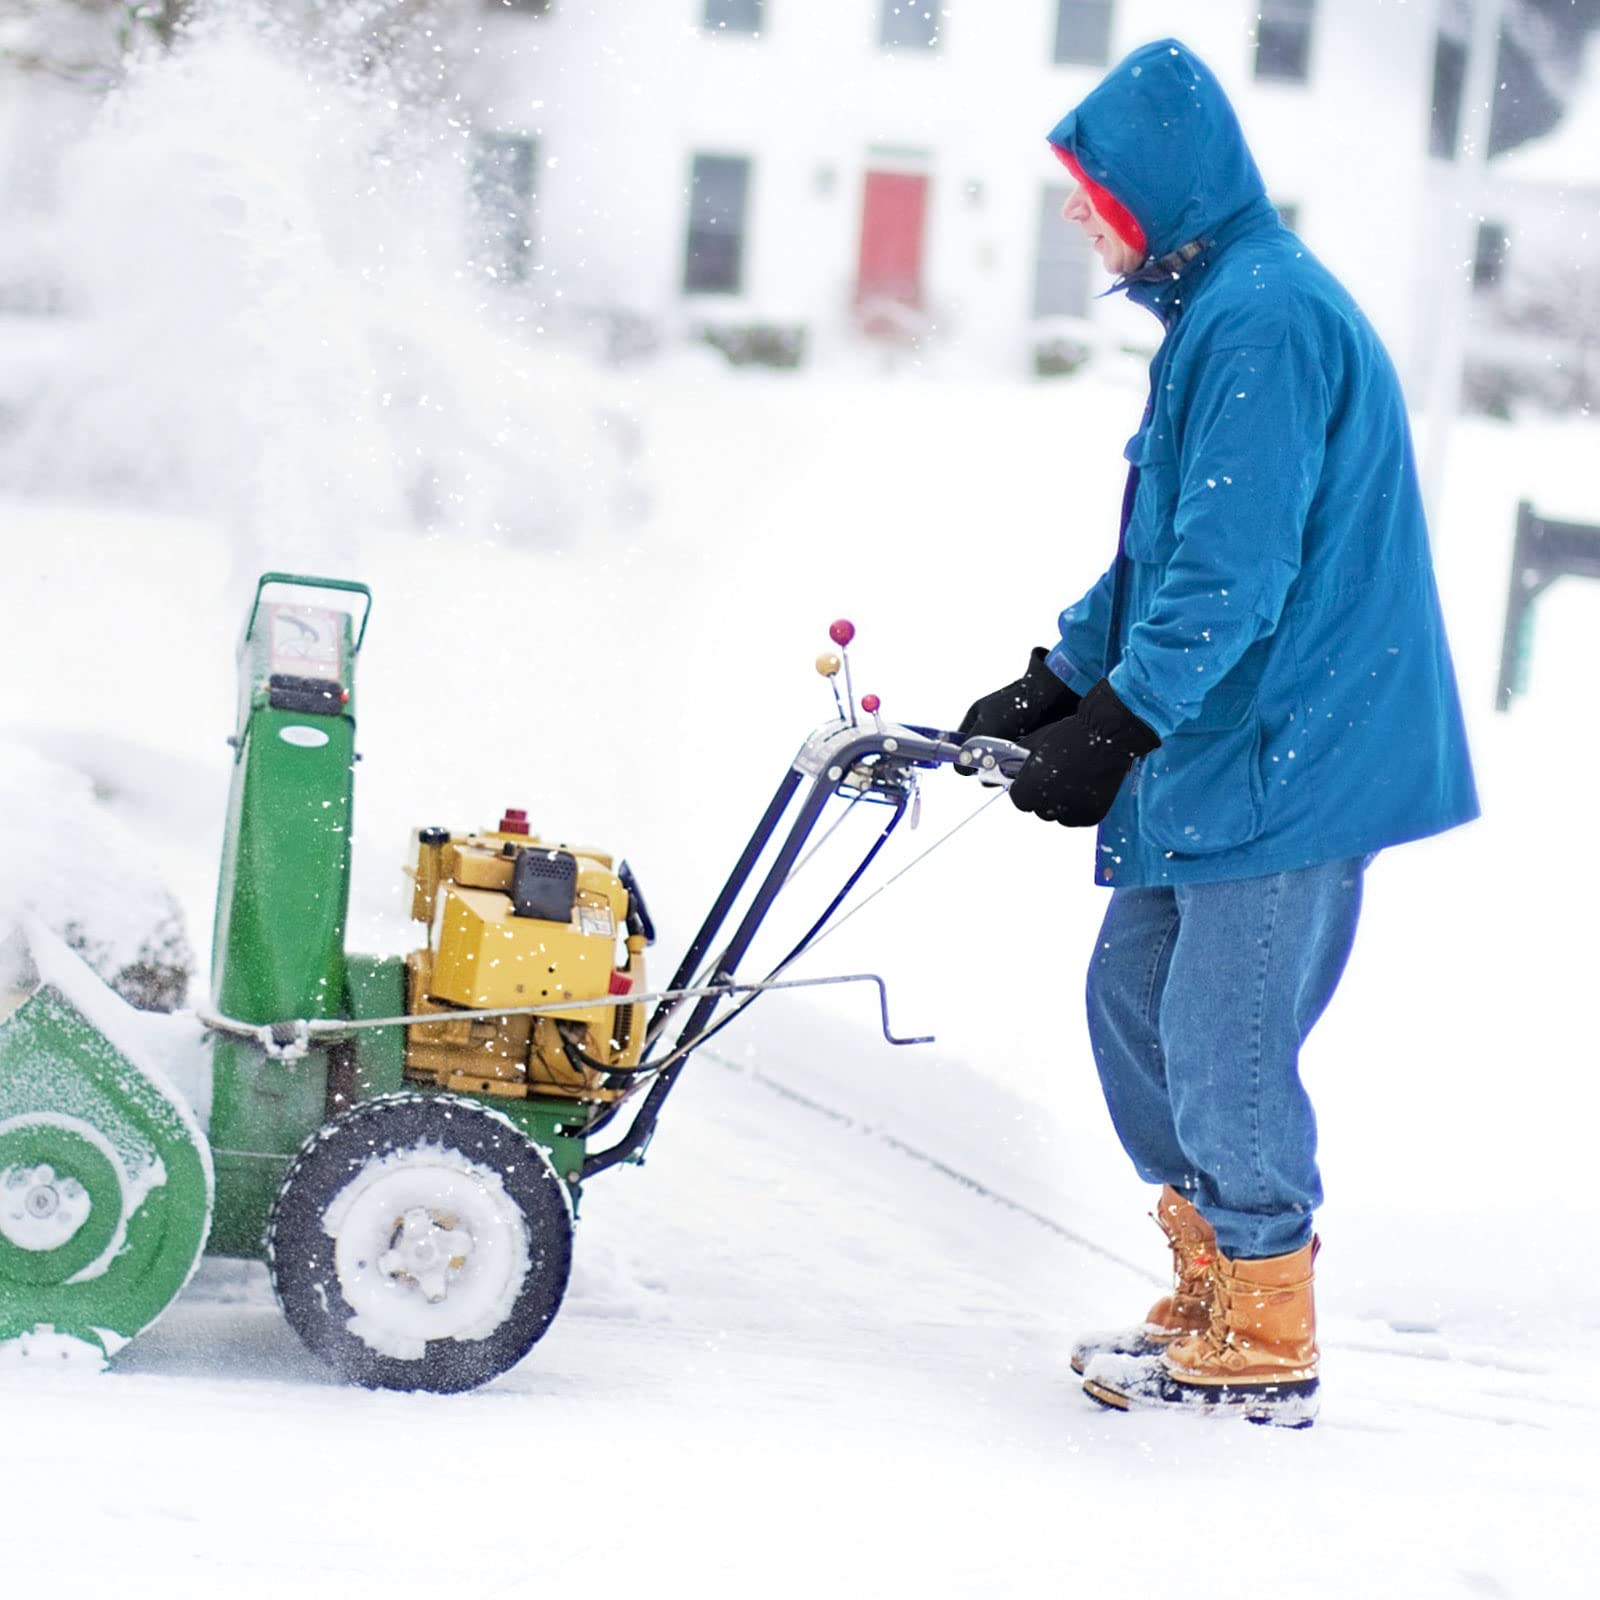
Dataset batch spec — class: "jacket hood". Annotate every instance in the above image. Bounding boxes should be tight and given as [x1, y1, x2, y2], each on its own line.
[1047, 39, 1270, 262]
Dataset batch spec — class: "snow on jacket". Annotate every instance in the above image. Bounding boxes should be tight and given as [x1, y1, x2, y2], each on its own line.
[1044, 38, 1479, 888]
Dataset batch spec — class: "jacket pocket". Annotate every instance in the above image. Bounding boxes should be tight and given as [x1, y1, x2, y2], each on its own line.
[1135, 684, 1265, 855]
[1123, 428, 1180, 564]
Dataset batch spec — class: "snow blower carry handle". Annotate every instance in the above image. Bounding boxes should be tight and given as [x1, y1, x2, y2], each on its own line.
[580, 720, 1028, 1179]
[244, 572, 374, 654]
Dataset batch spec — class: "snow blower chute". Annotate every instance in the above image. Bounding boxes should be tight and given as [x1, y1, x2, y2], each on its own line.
[0, 575, 1026, 1390]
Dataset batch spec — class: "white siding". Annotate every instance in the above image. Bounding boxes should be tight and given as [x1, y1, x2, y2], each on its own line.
[468, 1, 1443, 382]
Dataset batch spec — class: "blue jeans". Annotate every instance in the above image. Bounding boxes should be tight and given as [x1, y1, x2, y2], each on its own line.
[1085, 858, 1364, 1260]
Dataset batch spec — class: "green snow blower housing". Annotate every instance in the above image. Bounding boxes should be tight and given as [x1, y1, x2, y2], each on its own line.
[0, 976, 212, 1366]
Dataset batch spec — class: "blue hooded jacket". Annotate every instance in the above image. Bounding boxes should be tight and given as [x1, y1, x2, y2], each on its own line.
[1044, 40, 1478, 887]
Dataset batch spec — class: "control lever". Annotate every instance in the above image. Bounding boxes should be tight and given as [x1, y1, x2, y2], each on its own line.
[952, 734, 1031, 786]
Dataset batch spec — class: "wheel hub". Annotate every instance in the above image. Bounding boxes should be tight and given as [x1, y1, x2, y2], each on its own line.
[377, 1207, 474, 1303]
[317, 1132, 543, 1362]
[1, 1163, 92, 1252]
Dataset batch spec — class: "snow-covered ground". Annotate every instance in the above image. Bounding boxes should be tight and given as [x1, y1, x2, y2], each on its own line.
[2, 365, 1597, 1598]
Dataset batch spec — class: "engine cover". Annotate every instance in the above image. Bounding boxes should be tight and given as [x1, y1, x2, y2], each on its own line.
[402, 826, 646, 1104]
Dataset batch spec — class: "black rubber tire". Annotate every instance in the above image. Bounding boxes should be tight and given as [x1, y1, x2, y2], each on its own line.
[266, 1093, 573, 1393]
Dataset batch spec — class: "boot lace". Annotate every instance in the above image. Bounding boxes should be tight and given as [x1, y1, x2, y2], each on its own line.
[1198, 1260, 1317, 1366]
[1152, 1205, 1213, 1308]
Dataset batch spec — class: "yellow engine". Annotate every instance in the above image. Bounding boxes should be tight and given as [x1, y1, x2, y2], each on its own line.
[403, 811, 647, 1105]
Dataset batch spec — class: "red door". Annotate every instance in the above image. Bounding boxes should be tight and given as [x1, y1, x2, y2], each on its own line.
[855, 170, 929, 318]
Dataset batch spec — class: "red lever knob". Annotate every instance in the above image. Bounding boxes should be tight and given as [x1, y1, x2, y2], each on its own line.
[861, 693, 881, 714]
[829, 619, 855, 647]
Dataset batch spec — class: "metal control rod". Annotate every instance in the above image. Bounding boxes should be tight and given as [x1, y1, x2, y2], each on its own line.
[194, 969, 932, 1061]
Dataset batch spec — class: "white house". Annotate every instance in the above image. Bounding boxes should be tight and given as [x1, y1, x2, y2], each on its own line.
[464, 0, 1458, 386]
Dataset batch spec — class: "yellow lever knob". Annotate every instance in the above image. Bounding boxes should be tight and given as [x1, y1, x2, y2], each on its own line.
[815, 652, 842, 678]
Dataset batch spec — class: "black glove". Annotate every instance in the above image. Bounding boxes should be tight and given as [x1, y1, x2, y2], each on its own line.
[1008, 678, 1160, 827]
[954, 647, 1080, 775]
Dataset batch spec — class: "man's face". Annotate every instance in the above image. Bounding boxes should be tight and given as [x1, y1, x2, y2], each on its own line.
[1063, 184, 1143, 275]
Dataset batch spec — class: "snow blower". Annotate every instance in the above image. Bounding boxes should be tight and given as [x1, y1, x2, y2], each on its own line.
[0, 574, 1026, 1391]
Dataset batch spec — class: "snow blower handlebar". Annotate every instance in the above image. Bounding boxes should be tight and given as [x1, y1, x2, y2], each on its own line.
[579, 717, 1028, 1178]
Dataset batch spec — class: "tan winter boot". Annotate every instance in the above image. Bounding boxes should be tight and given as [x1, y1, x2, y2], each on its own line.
[1069, 1186, 1216, 1375]
[1082, 1238, 1320, 1428]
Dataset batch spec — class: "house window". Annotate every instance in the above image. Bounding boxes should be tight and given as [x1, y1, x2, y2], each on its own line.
[1255, 0, 1315, 83]
[1473, 221, 1509, 291]
[684, 154, 751, 295]
[704, 0, 762, 32]
[472, 134, 536, 283]
[1053, 1, 1113, 67]
[1430, 29, 1467, 158]
[1033, 184, 1094, 320]
[880, 3, 942, 50]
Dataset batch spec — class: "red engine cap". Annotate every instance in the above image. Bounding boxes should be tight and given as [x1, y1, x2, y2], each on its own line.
[499, 808, 530, 835]
[828, 618, 855, 647]
[608, 970, 634, 996]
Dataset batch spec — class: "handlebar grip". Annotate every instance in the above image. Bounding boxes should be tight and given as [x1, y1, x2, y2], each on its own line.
[951, 735, 1030, 783]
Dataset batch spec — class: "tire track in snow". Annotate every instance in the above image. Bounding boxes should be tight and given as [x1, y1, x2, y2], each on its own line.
[704, 1048, 1160, 1287]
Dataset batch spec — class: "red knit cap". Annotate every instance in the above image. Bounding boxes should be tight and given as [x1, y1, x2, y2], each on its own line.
[1051, 144, 1147, 259]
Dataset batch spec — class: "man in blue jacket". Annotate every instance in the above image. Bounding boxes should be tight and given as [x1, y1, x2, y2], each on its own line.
[959, 40, 1477, 1425]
